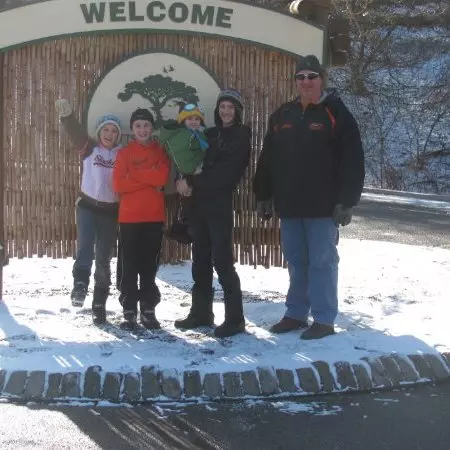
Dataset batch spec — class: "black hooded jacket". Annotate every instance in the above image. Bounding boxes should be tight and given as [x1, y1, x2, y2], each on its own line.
[186, 104, 251, 215]
[253, 90, 365, 218]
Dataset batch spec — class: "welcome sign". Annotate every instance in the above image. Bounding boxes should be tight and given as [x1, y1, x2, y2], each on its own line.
[0, 0, 325, 59]
[80, 1, 234, 28]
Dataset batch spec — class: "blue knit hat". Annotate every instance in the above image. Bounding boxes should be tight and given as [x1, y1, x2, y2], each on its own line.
[95, 114, 122, 144]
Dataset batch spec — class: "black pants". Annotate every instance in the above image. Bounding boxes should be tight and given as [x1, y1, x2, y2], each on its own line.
[190, 203, 244, 323]
[117, 222, 163, 313]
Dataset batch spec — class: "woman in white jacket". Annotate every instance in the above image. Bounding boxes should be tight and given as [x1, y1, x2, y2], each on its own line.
[56, 100, 122, 325]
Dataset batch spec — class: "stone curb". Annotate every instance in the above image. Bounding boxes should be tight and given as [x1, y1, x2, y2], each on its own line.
[1, 353, 449, 403]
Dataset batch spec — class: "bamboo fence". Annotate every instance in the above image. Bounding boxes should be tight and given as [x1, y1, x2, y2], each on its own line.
[1, 33, 297, 267]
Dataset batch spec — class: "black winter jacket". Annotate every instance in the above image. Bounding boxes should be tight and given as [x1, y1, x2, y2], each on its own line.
[253, 91, 365, 218]
[186, 124, 251, 215]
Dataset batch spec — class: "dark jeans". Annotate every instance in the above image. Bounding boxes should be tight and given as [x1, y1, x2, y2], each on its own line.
[117, 222, 163, 313]
[190, 204, 243, 323]
[72, 204, 117, 289]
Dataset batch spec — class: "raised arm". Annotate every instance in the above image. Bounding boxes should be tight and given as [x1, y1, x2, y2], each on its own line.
[55, 99, 96, 159]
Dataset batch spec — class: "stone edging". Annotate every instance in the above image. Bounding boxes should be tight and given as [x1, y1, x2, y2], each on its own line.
[1, 352, 449, 403]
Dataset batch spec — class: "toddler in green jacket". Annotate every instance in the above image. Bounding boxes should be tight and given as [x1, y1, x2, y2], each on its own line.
[159, 103, 208, 243]
[159, 103, 208, 176]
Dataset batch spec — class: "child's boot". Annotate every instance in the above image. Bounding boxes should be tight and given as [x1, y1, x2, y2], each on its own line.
[71, 281, 88, 307]
[92, 286, 108, 325]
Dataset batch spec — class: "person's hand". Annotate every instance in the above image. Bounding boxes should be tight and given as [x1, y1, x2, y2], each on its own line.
[55, 99, 72, 118]
[333, 204, 353, 226]
[257, 200, 273, 221]
[176, 179, 191, 197]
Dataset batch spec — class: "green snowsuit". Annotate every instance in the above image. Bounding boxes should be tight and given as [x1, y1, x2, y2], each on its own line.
[159, 121, 207, 175]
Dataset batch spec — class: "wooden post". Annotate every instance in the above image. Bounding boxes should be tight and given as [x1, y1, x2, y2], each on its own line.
[0, 51, 4, 300]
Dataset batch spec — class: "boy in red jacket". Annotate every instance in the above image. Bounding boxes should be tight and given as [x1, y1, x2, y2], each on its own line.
[113, 109, 170, 330]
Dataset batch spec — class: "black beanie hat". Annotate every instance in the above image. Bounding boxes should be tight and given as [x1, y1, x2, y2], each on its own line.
[130, 108, 155, 129]
[295, 55, 325, 77]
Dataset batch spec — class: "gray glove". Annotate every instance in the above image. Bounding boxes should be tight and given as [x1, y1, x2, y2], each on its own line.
[333, 204, 353, 226]
[257, 200, 273, 221]
[55, 99, 73, 118]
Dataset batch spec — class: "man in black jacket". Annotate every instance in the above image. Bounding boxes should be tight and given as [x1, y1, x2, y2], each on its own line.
[175, 89, 251, 338]
[253, 55, 365, 340]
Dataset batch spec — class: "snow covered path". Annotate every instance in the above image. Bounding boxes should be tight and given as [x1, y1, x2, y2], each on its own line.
[1, 239, 449, 375]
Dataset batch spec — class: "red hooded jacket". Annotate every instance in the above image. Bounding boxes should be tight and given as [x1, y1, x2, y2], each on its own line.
[113, 140, 170, 223]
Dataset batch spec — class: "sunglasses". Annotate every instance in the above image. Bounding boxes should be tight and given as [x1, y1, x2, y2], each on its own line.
[183, 103, 204, 113]
[295, 72, 321, 81]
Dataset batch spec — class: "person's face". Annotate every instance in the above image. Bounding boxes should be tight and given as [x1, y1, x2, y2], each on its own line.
[98, 124, 119, 149]
[184, 115, 202, 130]
[132, 120, 153, 144]
[218, 100, 236, 127]
[295, 70, 323, 99]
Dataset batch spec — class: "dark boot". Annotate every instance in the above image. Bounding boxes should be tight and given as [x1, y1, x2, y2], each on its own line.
[140, 310, 161, 330]
[301, 322, 335, 340]
[92, 286, 108, 325]
[214, 320, 245, 338]
[174, 287, 214, 329]
[71, 281, 88, 307]
[269, 316, 308, 334]
[120, 310, 138, 330]
[215, 273, 245, 338]
[71, 269, 90, 307]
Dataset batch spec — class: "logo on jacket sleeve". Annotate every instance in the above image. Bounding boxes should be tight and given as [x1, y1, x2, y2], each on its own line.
[274, 122, 293, 133]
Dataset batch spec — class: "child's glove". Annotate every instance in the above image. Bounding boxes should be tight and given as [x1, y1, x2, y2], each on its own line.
[55, 99, 73, 118]
[333, 204, 353, 226]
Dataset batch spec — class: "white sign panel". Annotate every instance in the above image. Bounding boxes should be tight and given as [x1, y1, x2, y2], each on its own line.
[0, 0, 324, 59]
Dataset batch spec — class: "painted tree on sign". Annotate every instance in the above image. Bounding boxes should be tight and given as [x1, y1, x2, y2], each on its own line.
[118, 74, 199, 127]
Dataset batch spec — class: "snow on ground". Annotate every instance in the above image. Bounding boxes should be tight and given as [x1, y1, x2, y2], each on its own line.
[0, 238, 449, 375]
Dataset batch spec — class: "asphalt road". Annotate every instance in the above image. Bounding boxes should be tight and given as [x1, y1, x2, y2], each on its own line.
[342, 199, 450, 249]
[1, 382, 450, 450]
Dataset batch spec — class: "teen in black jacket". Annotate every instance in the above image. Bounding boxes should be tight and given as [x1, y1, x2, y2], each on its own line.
[174, 89, 251, 338]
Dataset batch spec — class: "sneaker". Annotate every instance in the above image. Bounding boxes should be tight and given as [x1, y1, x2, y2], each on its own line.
[120, 311, 138, 331]
[174, 313, 214, 330]
[92, 304, 106, 325]
[71, 282, 88, 307]
[269, 316, 308, 334]
[140, 310, 161, 330]
[301, 322, 335, 340]
[214, 320, 245, 338]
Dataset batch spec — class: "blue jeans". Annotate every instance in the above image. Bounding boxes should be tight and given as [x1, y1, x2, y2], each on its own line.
[280, 218, 339, 326]
[72, 204, 117, 289]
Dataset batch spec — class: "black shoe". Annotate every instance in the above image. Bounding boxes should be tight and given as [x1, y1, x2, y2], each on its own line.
[214, 320, 245, 338]
[269, 316, 308, 334]
[301, 322, 335, 340]
[92, 287, 109, 325]
[92, 304, 106, 325]
[140, 310, 161, 330]
[71, 282, 88, 307]
[174, 313, 214, 330]
[120, 311, 138, 330]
